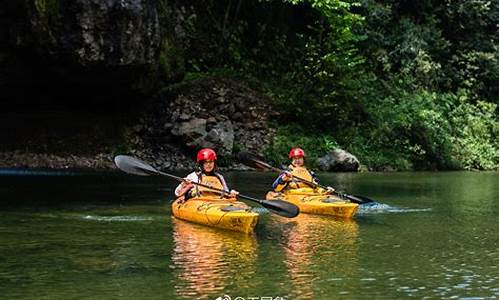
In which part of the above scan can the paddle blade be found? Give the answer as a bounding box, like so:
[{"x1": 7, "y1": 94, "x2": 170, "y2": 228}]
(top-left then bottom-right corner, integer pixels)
[
  {"x1": 344, "y1": 194, "x2": 375, "y2": 204},
  {"x1": 114, "y1": 155, "x2": 160, "y2": 176},
  {"x1": 238, "y1": 151, "x2": 273, "y2": 171},
  {"x1": 351, "y1": 194, "x2": 376, "y2": 204},
  {"x1": 260, "y1": 200, "x2": 300, "y2": 218}
]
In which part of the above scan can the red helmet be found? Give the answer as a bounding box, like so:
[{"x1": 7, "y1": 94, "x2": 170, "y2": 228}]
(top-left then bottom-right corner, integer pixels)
[
  {"x1": 197, "y1": 148, "x2": 217, "y2": 162},
  {"x1": 289, "y1": 147, "x2": 305, "y2": 159}
]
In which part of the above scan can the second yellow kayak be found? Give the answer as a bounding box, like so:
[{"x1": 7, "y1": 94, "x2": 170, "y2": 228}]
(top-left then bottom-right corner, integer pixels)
[
  {"x1": 172, "y1": 197, "x2": 259, "y2": 234},
  {"x1": 266, "y1": 187, "x2": 358, "y2": 218}
]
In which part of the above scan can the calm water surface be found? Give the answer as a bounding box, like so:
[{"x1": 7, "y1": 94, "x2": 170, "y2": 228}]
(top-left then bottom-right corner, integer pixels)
[{"x1": 0, "y1": 170, "x2": 498, "y2": 299}]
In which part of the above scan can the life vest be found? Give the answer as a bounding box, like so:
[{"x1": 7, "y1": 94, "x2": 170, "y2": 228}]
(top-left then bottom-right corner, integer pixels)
[
  {"x1": 194, "y1": 173, "x2": 225, "y2": 197},
  {"x1": 288, "y1": 165, "x2": 313, "y2": 189}
]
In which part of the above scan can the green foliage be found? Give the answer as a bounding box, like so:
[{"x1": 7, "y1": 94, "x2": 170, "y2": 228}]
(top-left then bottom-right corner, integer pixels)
[
  {"x1": 448, "y1": 96, "x2": 499, "y2": 170},
  {"x1": 359, "y1": 0, "x2": 498, "y2": 102},
  {"x1": 265, "y1": 124, "x2": 339, "y2": 168},
  {"x1": 349, "y1": 0, "x2": 499, "y2": 170},
  {"x1": 271, "y1": 0, "x2": 367, "y2": 129},
  {"x1": 346, "y1": 90, "x2": 498, "y2": 170},
  {"x1": 34, "y1": 0, "x2": 59, "y2": 19},
  {"x1": 174, "y1": 0, "x2": 498, "y2": 170}
]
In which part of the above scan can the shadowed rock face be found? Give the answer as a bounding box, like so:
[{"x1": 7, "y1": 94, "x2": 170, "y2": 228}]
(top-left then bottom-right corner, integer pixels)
[
  {"x1": 0, "y1": 0, "x2": 183, "y2": 106},
  {"x1": 26, "y1": 0, "x2": 161, "y2": 66}
]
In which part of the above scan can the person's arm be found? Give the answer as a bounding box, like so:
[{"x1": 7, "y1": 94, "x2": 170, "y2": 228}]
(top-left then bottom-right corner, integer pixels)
[
  {"x1": 272, "y1": 173, "x2": 290, "y2": 192},
  {"x1": 174, "y1": 182, "x2": 184, "y2": 197},
  {"x1": 218, "y1": 175, "x2": 229, "y2": 192},
  {"x1": 310, "y1": 170, "x2": 334, "y2": 193},
  {"x1": 218, "y1": 174, "x2": 239, "y2": 198},
  {"x1": 310, "y1": 170, "x2": 320, "y2": 184},
  {"x1": 174, "y1": 172, "x2": 197, "y2": 197}
]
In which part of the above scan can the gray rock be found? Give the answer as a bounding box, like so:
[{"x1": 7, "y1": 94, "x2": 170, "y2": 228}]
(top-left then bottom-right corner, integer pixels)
[
  {"x1": 232, "y1": 112, "x2": 243, "y2": 121},
  {"x1": 204, "y1": 121, "x2": 234, "y2": 155},
  {"x1": 163, "y1": 160, "x2": 172, "y2": 169},
  {"x1": 318, "y1": 149, "x2": 360, "y2": 172},
  {"x1": 170, "y1": 110, "x2": 180, "y2": 122},
  {"x1": 228, "y1": 103, "x2": 236, "y2": 115},
  {"x1": 171, "y1": 118, "x2": 207, "y2": 137},
  {"x1": 124, "y1": 77, "x2": 278, "y2": 170},
  {"x1": 169, "y1": 118, "x2": 234, "y2": 155},
  {"x1": 234, "y1": 98, "x2": 246, "y2": 111},
  {"x1": 179, "y1": 113, "x2": 191, "y2": 120},
  {"x1": 215, "y1": 114, "x2": 226, "y2": 121}
]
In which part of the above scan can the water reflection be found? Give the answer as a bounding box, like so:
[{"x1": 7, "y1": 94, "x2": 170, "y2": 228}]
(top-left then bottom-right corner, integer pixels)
[
  {"x1": 0, "y1": 171, "x2": 496, "y2": 299},
  {"x1": 171, "y1": 219, "x2": 258, "y2": 299},
  {"x1": 271, "y1": 215, "x2": 359, "y2": 299}
]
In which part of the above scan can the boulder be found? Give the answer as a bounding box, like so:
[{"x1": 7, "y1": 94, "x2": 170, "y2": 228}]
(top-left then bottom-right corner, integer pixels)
[
  {"x1": 170, "y1": 118, "x2": 234, "y2": 155},
  {"x1": 204, "y1": 121, "x2": 234, "y2": 155},
  {"x1": 171, "y1": 118, "x2": 207, "y2": 139},
  {"x1": 318, "y1": 149, "x2": 360, "y2": 172}
]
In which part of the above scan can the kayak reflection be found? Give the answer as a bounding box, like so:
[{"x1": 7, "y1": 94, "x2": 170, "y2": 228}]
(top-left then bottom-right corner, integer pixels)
[
  {"x1": 171, "y1": 219, "x2": 258, "y2": 299},
  {"x1": 272, "y1": 214, "x2": 359, "y2": 299}
]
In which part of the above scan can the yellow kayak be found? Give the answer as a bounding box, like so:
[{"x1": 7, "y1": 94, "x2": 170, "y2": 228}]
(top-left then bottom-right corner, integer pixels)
[
  {"x1": 266, "y1": 187, "x2": 358, "y2": 218},
  {"x1": 171, "y1": 197, "x2": 259, "y2": 234}
]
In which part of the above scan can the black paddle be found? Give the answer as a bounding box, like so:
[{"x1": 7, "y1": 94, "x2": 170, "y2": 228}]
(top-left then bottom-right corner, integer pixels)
[
  {"x1": 114, "y1": 155, "x2": 299, "y2": 218},
  {"x1": 238, "y1": 151, "x2": 376, "y2": 205}
]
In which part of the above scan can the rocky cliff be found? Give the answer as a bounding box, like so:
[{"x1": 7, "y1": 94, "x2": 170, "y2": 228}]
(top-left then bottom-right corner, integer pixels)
[
  {"x1": 1, "y1": 0, "x2": 183, "y2": 105},
  {"x1": 0, "y1": 1, "x2": 360, "y2": 172}
]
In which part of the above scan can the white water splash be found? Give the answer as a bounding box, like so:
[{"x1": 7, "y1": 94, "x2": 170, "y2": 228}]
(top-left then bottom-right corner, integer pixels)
[
  {"x1": 357, "y1": 202, "x2": 432, "y2": 214},
  {"x1": 250, "y1": 207, "x2": 269, "y2": 214}
]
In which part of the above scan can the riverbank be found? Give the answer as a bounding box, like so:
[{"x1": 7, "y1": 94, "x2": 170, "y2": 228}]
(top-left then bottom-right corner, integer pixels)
[
  {"x1": 0, "y1": 77, "x2": 279, "y2": 171},
  {"x1": 1, "y1": 74, "x2": 496, "y2": 172},
  {"x1": 0, "y1": 151, "x2": 114, "y2": 170}
]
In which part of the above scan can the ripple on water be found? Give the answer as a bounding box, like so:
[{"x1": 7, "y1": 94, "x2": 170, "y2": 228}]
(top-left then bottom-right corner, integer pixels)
[
  {"x1": 82, "y1": 215, "x2": 154, "y2": 222},
  {"x1": 327, "y1": 277, "x2": 343, "y2": 281}
]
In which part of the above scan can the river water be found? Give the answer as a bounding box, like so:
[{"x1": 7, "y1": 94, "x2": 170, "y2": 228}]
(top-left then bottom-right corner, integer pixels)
[{"x1": 0, "y1": 170, "x2": 498, "y2": 299}]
